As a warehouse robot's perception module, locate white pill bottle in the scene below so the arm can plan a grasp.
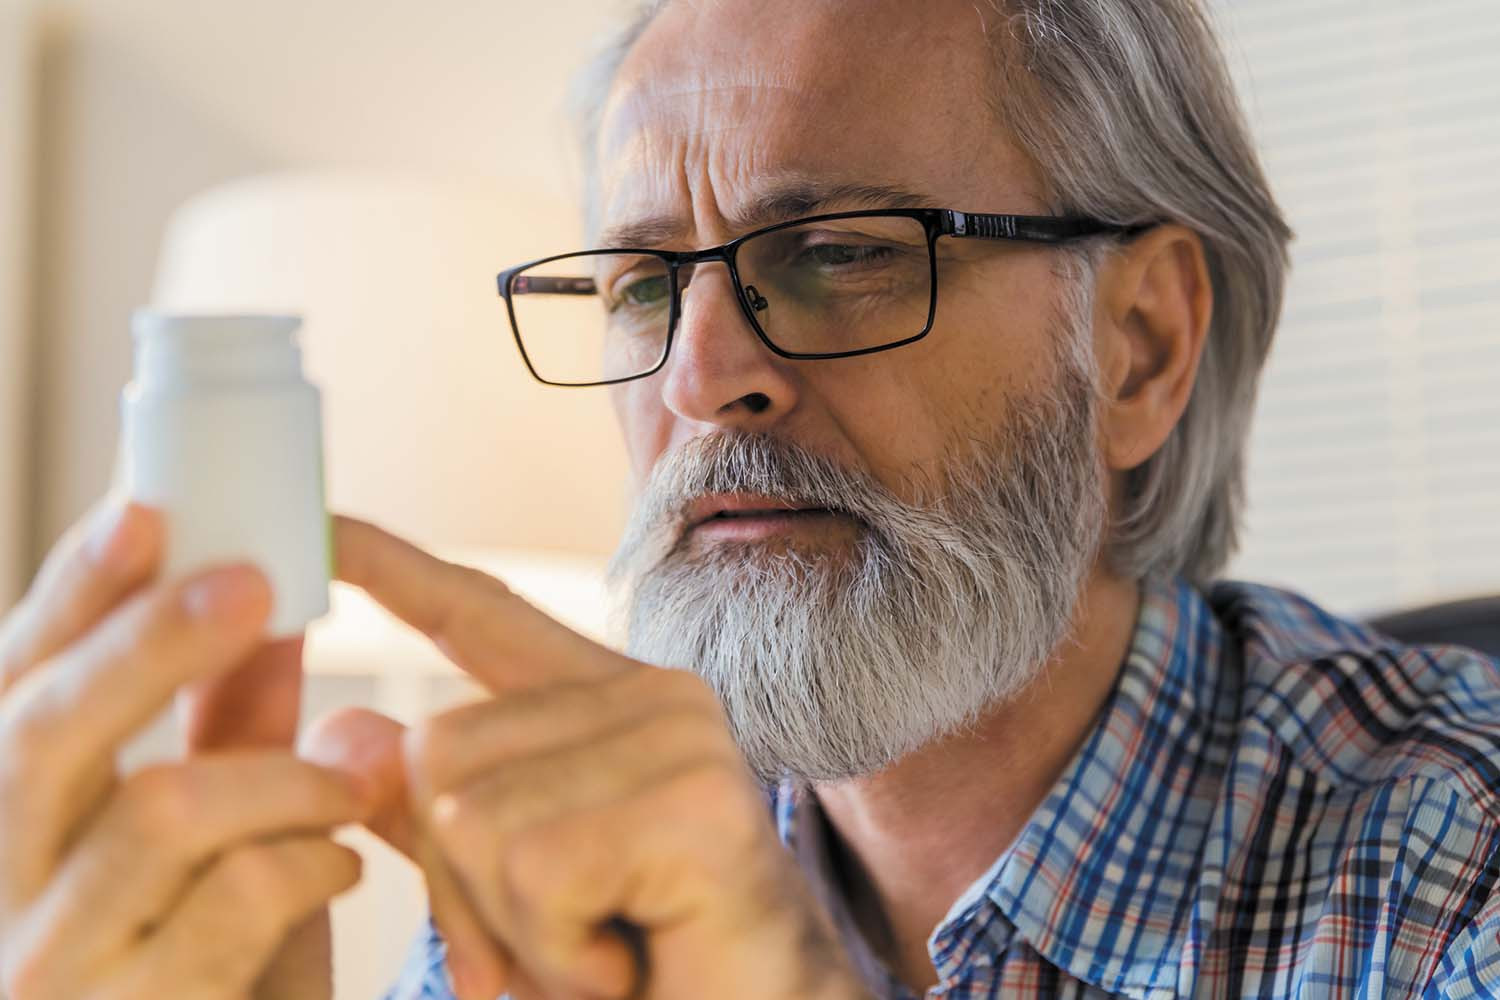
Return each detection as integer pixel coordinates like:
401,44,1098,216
120,312,331,638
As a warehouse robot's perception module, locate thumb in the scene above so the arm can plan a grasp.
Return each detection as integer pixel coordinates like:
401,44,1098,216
298,706,415,856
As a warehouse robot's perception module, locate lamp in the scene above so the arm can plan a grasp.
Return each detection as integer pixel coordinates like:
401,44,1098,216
148,168,630,641
150,169,629,555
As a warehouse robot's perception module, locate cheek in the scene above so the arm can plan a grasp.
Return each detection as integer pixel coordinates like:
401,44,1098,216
932,259,1068,396
793,356,949,499
611,379,673,484
819,280,1056,492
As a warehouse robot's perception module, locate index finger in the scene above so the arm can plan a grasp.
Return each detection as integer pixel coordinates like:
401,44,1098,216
0,498,162,697
331,515,629,695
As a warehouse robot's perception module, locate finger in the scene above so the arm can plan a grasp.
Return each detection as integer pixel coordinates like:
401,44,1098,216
105,834,362,1000
417,831,512,1000
258,909,335,1000
498,765,779,1000
0,563,272,907
0,498,162,697
18,751,369,978
413,678,731,998
405,669,713,805
454,785,720,1000
424,715,742,1000
427,707,738,888
177,636,305,752
297,708,510,1000
331,515,629,694
298,707,416,857
409,720,517,1000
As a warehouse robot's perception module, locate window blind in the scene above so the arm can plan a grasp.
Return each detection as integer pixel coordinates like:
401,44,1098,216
1213,0,1500,616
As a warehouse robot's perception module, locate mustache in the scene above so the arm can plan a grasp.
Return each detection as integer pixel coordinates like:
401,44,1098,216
609,432,922,581
639,433,894,530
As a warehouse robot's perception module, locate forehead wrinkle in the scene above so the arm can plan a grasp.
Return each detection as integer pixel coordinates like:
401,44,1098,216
593,2,1036,248
600,76,810,160
726,179,932,231
598,176,938,250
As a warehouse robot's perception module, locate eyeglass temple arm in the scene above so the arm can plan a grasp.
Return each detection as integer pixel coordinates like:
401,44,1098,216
942,211,1150,243
507,274,598,296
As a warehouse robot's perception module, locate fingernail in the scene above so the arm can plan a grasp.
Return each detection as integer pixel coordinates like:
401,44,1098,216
182,565,270,624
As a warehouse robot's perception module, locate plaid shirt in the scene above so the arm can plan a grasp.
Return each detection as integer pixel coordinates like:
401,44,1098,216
383,576,1500,999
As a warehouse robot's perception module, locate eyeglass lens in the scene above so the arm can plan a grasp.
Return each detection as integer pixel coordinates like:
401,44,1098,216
507,214,932,386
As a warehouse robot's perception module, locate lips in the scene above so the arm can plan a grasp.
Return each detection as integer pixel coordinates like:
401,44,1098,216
683,493,834,530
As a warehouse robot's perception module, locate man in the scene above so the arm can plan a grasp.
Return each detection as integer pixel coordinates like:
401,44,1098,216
2,1,1498,999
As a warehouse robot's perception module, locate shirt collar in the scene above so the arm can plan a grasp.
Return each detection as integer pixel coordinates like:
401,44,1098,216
774,575,1240,998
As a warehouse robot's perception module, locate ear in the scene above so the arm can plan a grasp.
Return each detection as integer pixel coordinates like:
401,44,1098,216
1092,224,1213,472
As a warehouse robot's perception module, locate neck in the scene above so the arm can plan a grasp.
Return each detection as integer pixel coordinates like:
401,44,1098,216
811,567,1141,993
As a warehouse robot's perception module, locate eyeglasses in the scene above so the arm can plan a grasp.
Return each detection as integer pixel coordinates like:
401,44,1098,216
496,208,1147,387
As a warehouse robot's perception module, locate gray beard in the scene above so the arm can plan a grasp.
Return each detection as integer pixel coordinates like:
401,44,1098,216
605,318,1106,785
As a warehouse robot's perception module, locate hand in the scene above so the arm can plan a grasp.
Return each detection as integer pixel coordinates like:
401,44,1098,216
309,516,866,1000
0,499,372,1000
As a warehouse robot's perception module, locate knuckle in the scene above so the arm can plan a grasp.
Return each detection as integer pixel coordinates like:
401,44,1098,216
0,683,74,814
0,600,35,688
121,764,199,839
536,680,612,728
128,579,222,662
429,796,506,908
500,826,567,905
144,580,201,639
637,689,738,758
429,790,485,859
635,704,721,759
220,843,281,896
215,844,299,930
1,682,55,765
560,678,612,714
454,562,511,597
663,760,757,825
403,715,457,786
656,666,721,709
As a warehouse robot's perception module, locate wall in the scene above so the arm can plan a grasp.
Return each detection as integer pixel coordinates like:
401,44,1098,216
0,0,34,608
30,0,628,569
1215,0,1500,614
21,5,635,993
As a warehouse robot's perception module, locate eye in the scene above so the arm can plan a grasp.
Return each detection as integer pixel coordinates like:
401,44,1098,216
615,274,670,308
801,242,897,267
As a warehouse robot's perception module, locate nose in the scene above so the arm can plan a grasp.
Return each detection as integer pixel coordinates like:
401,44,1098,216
657,260,800,429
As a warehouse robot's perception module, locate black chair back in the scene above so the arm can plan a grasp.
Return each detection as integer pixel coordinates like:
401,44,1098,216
1367,597,1500,659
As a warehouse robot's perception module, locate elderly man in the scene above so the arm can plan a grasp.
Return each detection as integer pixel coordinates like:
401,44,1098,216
3,1,1499,999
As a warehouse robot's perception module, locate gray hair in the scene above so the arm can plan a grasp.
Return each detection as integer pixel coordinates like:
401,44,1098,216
573,0,1292,584
607,279,1107,782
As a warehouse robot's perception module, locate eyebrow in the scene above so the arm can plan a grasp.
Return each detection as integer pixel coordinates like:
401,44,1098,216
596,179,935,250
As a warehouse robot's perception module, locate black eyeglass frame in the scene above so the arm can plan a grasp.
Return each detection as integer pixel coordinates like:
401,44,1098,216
496,207,1150,388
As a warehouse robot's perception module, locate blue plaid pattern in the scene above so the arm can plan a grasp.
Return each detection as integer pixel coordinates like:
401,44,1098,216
383,576,1500,998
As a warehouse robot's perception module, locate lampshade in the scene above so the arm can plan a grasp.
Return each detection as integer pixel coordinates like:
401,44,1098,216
149,169,630,557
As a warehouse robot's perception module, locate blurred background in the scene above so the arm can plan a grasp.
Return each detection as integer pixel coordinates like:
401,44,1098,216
0,0,1496,997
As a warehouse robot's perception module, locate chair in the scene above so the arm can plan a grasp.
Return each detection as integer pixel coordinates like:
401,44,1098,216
1367,597,1500,659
